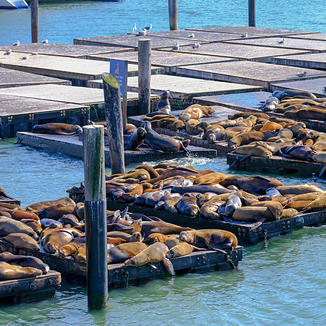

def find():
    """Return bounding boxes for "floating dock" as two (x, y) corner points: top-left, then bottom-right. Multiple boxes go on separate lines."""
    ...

(16, 132), (217, 166)
(0, 240), (242, 288)
(0, 270), (61, 304)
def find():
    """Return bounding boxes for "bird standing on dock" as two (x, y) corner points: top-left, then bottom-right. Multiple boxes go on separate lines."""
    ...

(132, 23), (137, 32)
(241, 32), (248, 38)
(136, 29), (146, 36)
(188, 33), (195, 38)
(297, 71), (308, 77)
(278, 38), (285, 44)
(144, 24), (152, 31)
(41, 39), (48, 44)
(171, 42), (180, 51)
(192, 43), (200, 50)
(12, 40), (20, 46)
(4, 49), (11, 55)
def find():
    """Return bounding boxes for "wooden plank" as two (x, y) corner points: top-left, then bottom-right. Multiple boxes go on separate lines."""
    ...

(288, 33), (326, 41)
(16, 132), (217, 166)
(0, 240), (242, 288)
(271, 52), (326, 70)
(175, 61), (326, 90)
(74, 34), (202, 50)
(224, 37), (326, 53)
(0, 270), (61, 303)
(227, 153), (326, 178)
(186, 26), (317, 37)
(87, 50), (234, 74)
(271, 78), (326, 98)
(0, 43), (133, 58)
(159, 42), (310, 63)
(0, 67), (71, 88)
(0, 52), (141, 86)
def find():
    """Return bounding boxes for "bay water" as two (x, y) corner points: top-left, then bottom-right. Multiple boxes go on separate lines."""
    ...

(0, 1), (326, 324)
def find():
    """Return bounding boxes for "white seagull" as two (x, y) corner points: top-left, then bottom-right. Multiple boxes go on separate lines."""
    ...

(132, 23), (137, 32)
(136, 29), (146, 36)
(188, 33), (195, 38)
(297, 71), (308, 77)
(41, 39), (48, 43)
(278, 38), (285, 44)
(171, 42), (180, 50)
(4, 49), (11, 55)
(12, 40), (20, 46)
(241, 32), (248, 38)
(144, 24), (152, 31)
(192, 43), (200, 49)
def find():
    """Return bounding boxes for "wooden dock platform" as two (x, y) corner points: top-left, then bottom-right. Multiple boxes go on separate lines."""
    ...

(288, 33), (326, 41)
(227, 153), (326, 178)
(271, 53), (326, 70)
(105, 200), (326, 246)
(0, 240), (242, 288)
(0, 270), (61, 304)
(16, 132), (217, 166)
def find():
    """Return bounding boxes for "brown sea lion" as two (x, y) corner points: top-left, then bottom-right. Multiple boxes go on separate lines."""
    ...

(194, 172), (228, 185)
(233, 144), (273, 159)
(143, 121), (190, 152)
(301, 192), (326, 212)
(179, 104), (215, 122)
(151, 117), (184, 131)
(124, 242), (175, 275)
(125, 127), (147, 151)
(0, 216), (38, 239)
(161, 193), (182, 213)
(250, 201), (283, 219)
(0, 252), (49, 274)
(32, 123), (82, 135)
(166, 242), (196, 258)
(286, 200), (312, 211)
(272, 89), (316, 100)
(278, 145), (313, 161)
(0, 262), (43, 280)
(2, 233), (40, 251)
(258, 96), (280, 112)
(26, 197), (76, 215)
(107, 242), (147, 264)
(106, 231), (142, 242)
(73, 246), (86, 264)
(24, 220), (43, 235)
(232, 206), (280, 223)
(58, 237), (86, 258)
(172, 184), (232, 195)
(277, 185), (323, 195)
(0, 209), (39, 222)
(41, 229), (78, 254)
(164, 234), (183, 249)
(140, 221), (192, 238)
(228, 112), (269, 120)
(145, 233), (169, 245)
(200, 197), (224, 220)
(179, 229), (238, 250)
(197, 192), (218, 206)
(185, 119), (204, 135)
(280, 208), (298, 219)
(176, 193), (200, 217)
(228, 131), (268, 149)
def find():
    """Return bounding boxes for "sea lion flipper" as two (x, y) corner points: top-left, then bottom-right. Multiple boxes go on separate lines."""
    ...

(191, 245), (207, 251)
(318, 164), (326, 177)
(163, 257), (175, 276)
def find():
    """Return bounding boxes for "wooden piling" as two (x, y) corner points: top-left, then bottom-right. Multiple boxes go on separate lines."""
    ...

(138, 39), (151, 115)
(248, 0), (256, 27)
(168, 0), (178, 30)
(102, 72), (125, 174)
(83, 125), (108, 309)
(30, 0), (39, 43)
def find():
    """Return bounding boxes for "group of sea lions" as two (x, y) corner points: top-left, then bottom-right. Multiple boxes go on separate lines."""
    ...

(67, 163), (326, 225)
(0, 190), (238, 278)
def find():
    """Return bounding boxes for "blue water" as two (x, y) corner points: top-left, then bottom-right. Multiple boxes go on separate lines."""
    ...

(0, 1), (326, 324)
(0, 0), (325, 46)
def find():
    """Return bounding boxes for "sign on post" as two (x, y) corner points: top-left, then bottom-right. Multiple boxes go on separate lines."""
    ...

(110, 59), (128, 130)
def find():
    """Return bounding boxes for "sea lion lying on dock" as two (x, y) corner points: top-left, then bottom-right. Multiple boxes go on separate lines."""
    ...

(179, 104), (215, 122)
(107, 242), (148, 264)
(2, 233), (40, 251)
(0, 261), (43, 280)
(32, 123), (82, 135)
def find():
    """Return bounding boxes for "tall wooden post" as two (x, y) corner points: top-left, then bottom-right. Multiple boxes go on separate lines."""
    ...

(102, 72), (125, 174)
(83, 125), (108, 310)
(138, 39), (151, 115)
(248, 0), (256, 27)
(30, 0), (39, 43)
(168, 0), (178, 30)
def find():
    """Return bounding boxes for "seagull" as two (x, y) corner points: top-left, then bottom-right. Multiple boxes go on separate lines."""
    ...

(241, 32), (248, 38)
(41, 39), (48, 43)
(12, 40), (20, 46)
(132, 23), (137, 32)
(136, 29), (146, 36)
(171, 42), (180, 51)
(20, 56), (28, 60)
(192, 43), (200, 49)
(297, 71), (308, 77)
(4, 49), (11, 55)
(144, 24), (152, 31)
(278, 38), (285, 44)
(188, 33), (195, 38)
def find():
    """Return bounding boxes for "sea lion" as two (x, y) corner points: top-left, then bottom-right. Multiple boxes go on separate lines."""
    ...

(154, 90), (171, 114)
(144, 233), (169, 245)
(0, 262), (43, 280)
(200, 197), (224, 220)
(179, 104), (215, 122)
(106, 231), (142, 242)
(185, 119), (204, 135)
(150, 117), (184, 131)
(301, 192), (326, 212)
(224, 193), (242, 217)
(233, 144), (273, 159)
(140, 221), (192, 238)
(250, 201), (283, 219)
(73, 246), (86, 264)
(228, 131), (267, 149)
(179, 229), (238, 250)
(0, 216), (38, 239)
(0, 252), (49, 274)
(59, 237), (86, 258)
(107, 242), (147, 264)
(194, 172), (228, 185)
(161, 193), (182, 213)
(32, 123), (82, 135)
(124, 242), (175, 275)
(278, 145), (313, 161)
(166, 242), (196, 258)
(0, 209), (39, 222)
(232, 206), (280, 223)
(143, 121), (190, 152)
(258, 96), (280, 112)
(228, 112), (269, 120)
(59, 214), (80, 228)
(280, 208), (298, 219)
(276, 185), (323, 195)
(41, 229), (77, 254)
(2, 233), (40, 251)
(272, 89), (316, 100)
(176, 193), (200, 217)
(40, 218), (63, 229)
(125, 127), (147, 151)
(171, 184), (232, 195)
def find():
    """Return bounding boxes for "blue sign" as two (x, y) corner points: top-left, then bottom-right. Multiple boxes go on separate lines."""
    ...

(110, 59), (127, 99)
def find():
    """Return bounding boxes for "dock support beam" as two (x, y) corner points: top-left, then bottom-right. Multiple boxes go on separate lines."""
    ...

(30, 0), (39, 43)
(103, 72), (125, 174)
(138, 39), (151, 115)
(168, 0), (178, 30)
(248, 0), (256, 27)
(83, 125), (108, 310)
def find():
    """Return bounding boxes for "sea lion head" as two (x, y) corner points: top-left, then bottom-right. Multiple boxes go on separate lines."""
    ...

(129, 232), (143, 242)
(137, 127), (147, 139)
(179, 230), (194, 244)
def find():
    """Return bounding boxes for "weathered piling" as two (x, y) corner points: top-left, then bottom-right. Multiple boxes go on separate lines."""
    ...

(138, 39), (152, 115)
(30, 0), (39, 43)
(83, 125), (108, 309)
(248, 0), (256, 27)
(168, 0), (178, 30)
(102, 72), (125, 174)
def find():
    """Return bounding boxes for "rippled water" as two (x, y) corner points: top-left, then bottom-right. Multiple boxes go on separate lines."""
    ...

(0, 139), (325, 325)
